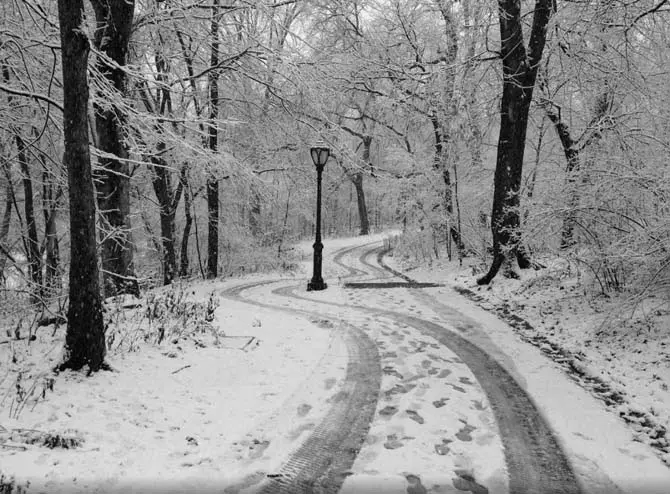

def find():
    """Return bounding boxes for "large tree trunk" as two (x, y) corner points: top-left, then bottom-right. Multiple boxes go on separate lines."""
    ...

(57, 0), (106, 372)
(206, 0), (220, 279)
(90, 0), (138, 298)
(16, 135), (43, 303)
(350, 173), (369, 235)
(477, 0), (553, 285)
(354, 135), (373, 235)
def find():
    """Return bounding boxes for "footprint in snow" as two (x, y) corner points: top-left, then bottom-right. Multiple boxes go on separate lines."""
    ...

(409, 341), (429, 353)
(433, 398), (449, 408)
(297, 404), (312, 417)
(235, 438), (270, 460)
(455, 421), (477, 442)
(383, 433), (414, 450)
(437, 369), (452, 378)
(406, 409), (425, 424)
(379, 405), (398, 418)
(452, 469), (489, 494)
(384, 383), (417, 399)
(472, 399), (485, 411)
(459, 377), (475, 386)
(405, 474), (428, 494)
(383, 366), (404, 379)
(450, 384), (467, 393)
(434, 438), (453, 455)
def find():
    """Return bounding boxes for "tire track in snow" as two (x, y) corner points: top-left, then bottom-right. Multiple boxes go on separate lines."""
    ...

(347, 241), (584, 494)
(219, 246), (381, 493)
(222, 240), (583, 493)
(272, 241), (582, 494)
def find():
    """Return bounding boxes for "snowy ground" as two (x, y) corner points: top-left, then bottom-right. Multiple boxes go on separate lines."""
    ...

(0, 232), (669, 493)
(385, 248), (670, 466)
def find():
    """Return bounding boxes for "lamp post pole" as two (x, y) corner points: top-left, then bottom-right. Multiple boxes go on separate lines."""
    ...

(308, 143), (329, 291)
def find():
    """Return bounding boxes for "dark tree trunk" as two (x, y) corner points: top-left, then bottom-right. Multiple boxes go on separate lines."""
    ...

(540, 100), (580, 248)
(57, 0), (106, 372)
(16, 135), (43, 302)
(477, 0), (553, 285)
(150, 152), (177, 285)
(149, 151), (186, 285)
(137, 48), (187, 286)
(350, 173), (369, 235)
(90, 0), (138, 298)
(353, 135), (373, 235)
(206, 178), (219, 278)
(179, 173), (193, 277)
(206, 0), (220, 279)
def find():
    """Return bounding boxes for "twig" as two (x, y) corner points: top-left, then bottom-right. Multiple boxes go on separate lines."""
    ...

(241, 336), (256, 351)
(171, 365), (191, 375)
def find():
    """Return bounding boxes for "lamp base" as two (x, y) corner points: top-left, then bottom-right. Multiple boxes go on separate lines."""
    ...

(307, 279), (328, 291)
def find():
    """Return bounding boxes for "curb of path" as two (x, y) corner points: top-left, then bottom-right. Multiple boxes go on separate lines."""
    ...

(378, 247), (670, 466)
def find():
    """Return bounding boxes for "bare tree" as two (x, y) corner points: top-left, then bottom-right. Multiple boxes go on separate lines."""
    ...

(206, 0), (220, 279)
(477, 0), (554, 285)
(90, 0), (139, 297)
(56, 0), (107, 372)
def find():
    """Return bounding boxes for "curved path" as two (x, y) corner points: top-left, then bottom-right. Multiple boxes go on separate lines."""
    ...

(220, 240), (583, 494)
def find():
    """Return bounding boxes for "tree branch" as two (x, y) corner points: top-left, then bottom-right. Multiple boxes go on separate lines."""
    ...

(0, 83), (64, 112)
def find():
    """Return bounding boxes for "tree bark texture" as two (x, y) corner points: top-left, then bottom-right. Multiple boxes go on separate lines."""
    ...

(57, 0), (106, 372)
(478, 0), (553, 285)
(90, 0), (139, 298)
(206, 0), (220, 279)
(151, 154), (177, 285)
(354, 135), (373, 235)
(351, 173), (369, 236)
(149, 150), (185, 285)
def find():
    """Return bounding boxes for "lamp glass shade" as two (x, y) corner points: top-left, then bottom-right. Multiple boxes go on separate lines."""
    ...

(310, 146), (330, 167)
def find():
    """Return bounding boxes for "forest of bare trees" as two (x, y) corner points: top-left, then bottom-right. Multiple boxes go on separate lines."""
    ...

(1, 0), (669, 368)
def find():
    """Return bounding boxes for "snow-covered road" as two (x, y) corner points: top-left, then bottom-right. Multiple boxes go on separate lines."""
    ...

(2, 233), (669, 494)
(211, 236), (669, 494)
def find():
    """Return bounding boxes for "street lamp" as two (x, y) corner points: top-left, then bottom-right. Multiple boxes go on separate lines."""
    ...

(307, 142), (330, 291)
